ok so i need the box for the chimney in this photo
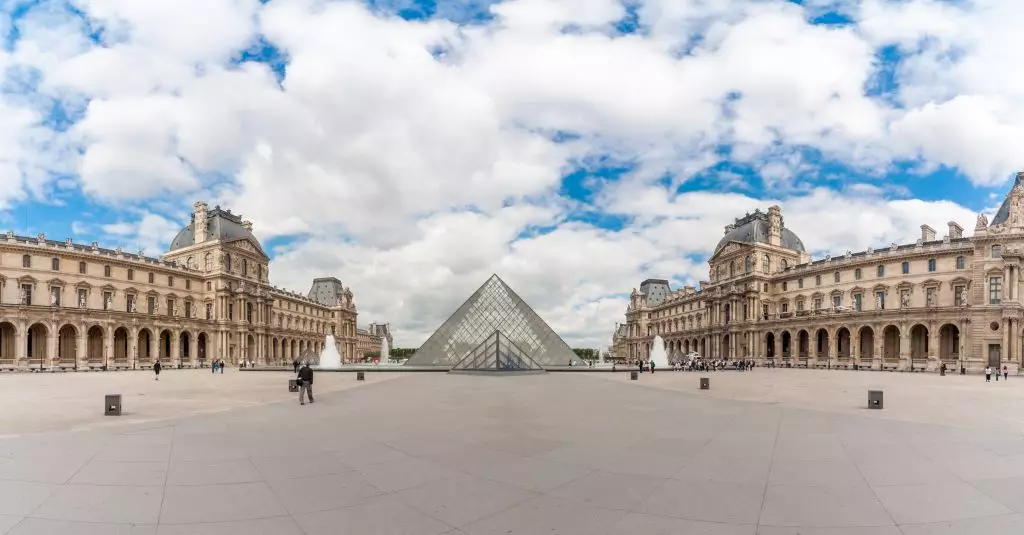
[920,224,936,242]
[947,221,963,239]
[193,201,209,243]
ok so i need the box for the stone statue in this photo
[50,291,58,306]
[927,292,937,307]
[977,213,989,229]
[129,300,137,313]
[105,295,112,310]
[78,294,86,308]
[901,292,910,308]
[20,288,26,305]
[876,294,883,309]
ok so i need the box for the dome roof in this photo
[169,205,266,256]
[714,210,805,254]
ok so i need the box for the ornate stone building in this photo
[0,201,360,370]
[614,174,1024,374]
[355,322,393,361]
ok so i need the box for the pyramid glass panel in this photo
[405,274,577,368]
[450,331,545,372]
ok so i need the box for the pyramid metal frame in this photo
[405,274,577,369]
[449,330,545,373]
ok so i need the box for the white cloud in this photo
[0,0,1016,349]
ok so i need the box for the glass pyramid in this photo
[450,330,545,372]
[405,274,577,369]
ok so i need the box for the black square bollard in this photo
[700,377,710,390]
[868,390,883,409]
[105,394,121,416]
[288,379,299,392]
[357,371,365,381]
[630,370,638,380]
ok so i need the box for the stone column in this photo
[47,327,57,368]
[171,330,181,367]
[15,321,25,364]
[927,323,939,371]
[190,333,199,367]
[773,333,780,362]
[76,332,87,367]
[104,326,114,367]
[874,328,884,370]
[899,328,911,371]
[1003,319,1011,365]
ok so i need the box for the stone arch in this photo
[58,324,78,364]
[910,324,929,360]
[939,323,960,362]
[721,334,730,360]
[158,329,172,362]
[272,337,279,362]
[798,330,810,361]
[246,334,255,362]
[859,326,875,362]
[883,325,900,361]
[138,328,153,361]
[836,327,851,360]
[0,322,16,363]
[781,331,792,359]
[291,339,297,359]
[180,331,191,362]
[87,325,104,363]
[27,322,48,363]
[197,332,208,363]
[765,332,776,360]
[113,327,129,363]
[816,328,829,361]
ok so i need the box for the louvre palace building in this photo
[0,201,361,370]
[613,173,1024,374]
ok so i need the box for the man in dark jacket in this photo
[297,362,314,405]
[153,361,162,381]
[292,359,299,373]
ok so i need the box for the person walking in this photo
[985,366,992,382]
[297,362,314,405]
[1004,365,1009,381]
[292,359,299,373]
[650,360,656,374]
[211,360,215,374]
[153,361,162,381]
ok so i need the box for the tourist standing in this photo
[1004,365,1009,381]
[220,359,225,373]
[985,366,992,382]
[292,359,299,373]
[650,360,656,374]
[297,362,314,405]
[153,361,162,381]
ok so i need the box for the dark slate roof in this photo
[169,206,265,255]
[715,210,805,254]
[990,172,1024,226]
[307,277,346,307]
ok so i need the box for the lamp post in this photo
[133,346,137,371]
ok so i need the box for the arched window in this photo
[956,255,965,269]
[762,255,770,273]
[992,245,1001,258]
[225,254,232,272]
[745,256,751,274]
[186,256,194,269]
[780,259,788,270]
[203,253,212,271]
[716,266,723,280]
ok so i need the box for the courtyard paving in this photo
[0,369,1023,534]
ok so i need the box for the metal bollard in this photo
[288,379,299,392]
[630,370,638,380]
[105,394,122,416]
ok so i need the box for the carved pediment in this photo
[75,280,92,289]
[949,276,971,290]
[227,238,267,259]
[101,283,117,292]
[830,288,843,296]
[18,275,37,284]
[123,286,138,294]
[850,285,865,294]
[896,281,914,291]
[921,278,941,288]
[873,283,889,293]
[46,277,67,287]
[811,291,824,299]
[986,266,1004,275]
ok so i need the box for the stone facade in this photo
[614,175,1024,374]
[355,322,392,361]
[0,201,360,370]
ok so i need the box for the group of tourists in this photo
[985,365,1009,382]
[209,359,226,373]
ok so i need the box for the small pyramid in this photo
[450,330,545,372]
[405,274,576,368]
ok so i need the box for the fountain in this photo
[316,335,343,369]
[593,346,615,368]
[378,337,390,365]
[650,335,669,369]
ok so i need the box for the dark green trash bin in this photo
[630,371,638,380]
[105,394,122,416]
[700,377,710,390]
[357,371,365,381]
[868,390,883,409]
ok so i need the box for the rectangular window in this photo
[206,303,213,320]
[148,272,154,283]
[954,285,966,307]
[78,261,86,274]
[229,303,234,320]
[21,284,32,305]
[50,286,60,307]
[928,259,936,272]
[813,298,822,310]
[168,275,174,287]
[781,303,789,313]
[22,255,30,268]
[127,268,134,281]
[798,278,804,289]
[901,289,911,308]
[103,291,112,311]
[207,281,212,291]
[833,295,841,308]
[782,282,788,291]
[797,300,804,312]
[77,288,87,308]
[876,291,886,310]
[167,298,174,316]
[127,294,135,313]
[742,303,748,320]
[184,301,192,318]
[185,279,191,290]
[877,265,885,277]
[148,296,156,314]
[834,272,840,283]
[815,275,821,286]
[104,265,111,277]
[762,304,769,319]
[956,256,965,269]
[990,276,1002,304]
[855,268,862,280]
[854,294,862,311]
[901,262,909,274]
[51,258,59,271]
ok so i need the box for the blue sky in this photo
[0,0,1018,346]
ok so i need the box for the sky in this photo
[0,0,1020,350]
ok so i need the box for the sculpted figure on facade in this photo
[79,294,86,308]
[977,213,989,229]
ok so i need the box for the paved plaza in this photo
[1,370,1024,534]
